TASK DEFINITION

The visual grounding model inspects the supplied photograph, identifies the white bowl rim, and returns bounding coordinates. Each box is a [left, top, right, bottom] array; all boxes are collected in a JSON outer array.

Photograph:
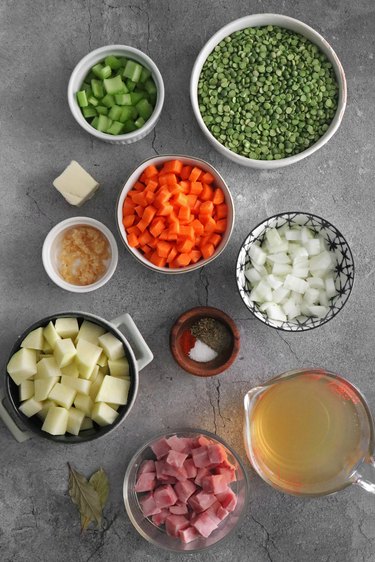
[[42, 216, 119, 293], [67, 44, 165, 142], [116, 154, 235, 274], [190, 13, 347, 169]]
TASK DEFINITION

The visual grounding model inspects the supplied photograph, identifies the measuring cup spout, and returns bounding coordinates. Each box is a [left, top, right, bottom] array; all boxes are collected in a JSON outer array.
[[355, 457, 375, 494]]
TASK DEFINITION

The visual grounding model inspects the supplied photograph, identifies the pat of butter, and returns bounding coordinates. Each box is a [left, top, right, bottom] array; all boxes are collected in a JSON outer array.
[[53, 161, 99, 206]]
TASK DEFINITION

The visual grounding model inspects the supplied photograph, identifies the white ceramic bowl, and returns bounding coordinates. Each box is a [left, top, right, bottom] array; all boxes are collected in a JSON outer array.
[[67, 45, 165, 144], [190, 14, 347, 169], [116, 155, 235, 274], [42, 217, 118, 292]]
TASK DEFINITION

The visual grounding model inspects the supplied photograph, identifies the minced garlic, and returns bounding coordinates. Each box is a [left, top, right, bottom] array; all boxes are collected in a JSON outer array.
[[58, 226, 111, 285]]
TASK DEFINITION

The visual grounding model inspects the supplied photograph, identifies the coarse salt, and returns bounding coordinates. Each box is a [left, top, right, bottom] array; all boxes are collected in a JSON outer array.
[[189, 339, 218, 362]]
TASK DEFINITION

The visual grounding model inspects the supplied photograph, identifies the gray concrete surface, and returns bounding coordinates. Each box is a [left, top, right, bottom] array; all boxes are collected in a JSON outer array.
[[0, 0, 374, 560]]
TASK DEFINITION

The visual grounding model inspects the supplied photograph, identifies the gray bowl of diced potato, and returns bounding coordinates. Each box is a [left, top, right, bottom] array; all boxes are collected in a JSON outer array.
[[3, 311, 153, 443]]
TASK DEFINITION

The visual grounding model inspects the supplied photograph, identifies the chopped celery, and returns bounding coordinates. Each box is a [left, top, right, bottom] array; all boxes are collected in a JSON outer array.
[[88, 96, 99, 107], [82, 106, 97, 118], [91, 79, 104, 98], [96, 105, 109, 115], [92, 63, 112, 80], [148, 92, 157, 106], [134, 117, 145, 129], [76, 90, 88, 107], [123, 120, 137, 133], [119, 106, 134, 123], [119, 56, 128, 66], [105, 55, 121, 70], [130, 92, 145, 105], [107, 121, 124, 135], [145, 78, 157, 95], [101, 94, 115, 108], [82, 83, 93, 94], [136, 99, 153, 120], [125, 79, 136, 92], [91, 116, 99, 129], [103, 75, 126, 95], [131, 106, 139, 119], [139, 67, 151, 83], [115, 92, 130, 105], [97, 115, 112, 132], [123, 60, 143, 82], [108, 105, 122, 121]]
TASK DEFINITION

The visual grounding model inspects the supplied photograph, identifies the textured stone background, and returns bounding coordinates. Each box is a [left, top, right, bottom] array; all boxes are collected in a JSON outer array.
[[0, 1, 374, 561]]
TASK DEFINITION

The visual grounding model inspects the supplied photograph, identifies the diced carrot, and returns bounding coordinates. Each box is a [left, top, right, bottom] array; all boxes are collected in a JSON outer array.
[[200, 184, 214, 201], [134, 181, 145, 191], [189, 166, 203, 182], [156, 240, 172, 258], [190, 249, 202, 263], [192, 200, 201, 215], [137, 219, 149, 233], [132, 192, 148, 206], [127, 225, 141, 235], [173, 193, 188, 207], [178, 206, 191, 221], [138, 230, 153, 246], [215, 219, 227, 233], [142, 205, 157, 225], [201, 243, 215, 259], [127, 232, 139, 248], [210, 233, 222, 247], [150, 251, 167, 268], [200, 171, 215, 184], [199, 235, 211, 247], [191, 219, 204, 236], [212, 188, 225, 205], [199, 201, 214, 215], [144, 165, 159, 178], [168, 221, 180, 235], [145, 190, 155, 204], [148, 236, 158, 248], [149, 218, 166, 238], [157, 204, 174, 216], [179, 225, 195, 240], [204, 217, 217, 233], [216, 203, 228, 219], [140, 244, 152, 256], [190, 181, 203, 195], [154, 189, 172, 208], [135, 205, 144, 217], [177, 239, 194, 253], [159, 173, 178, 186], [175, 253, 192, 267], [123, 215, 135, 228], [146, 179, 159, 192], [180, 165, 192, 180], [167, 246, 178, 264], [187, 194, 198, 208], [123, 198, 135, 213], [180, 180, 190, 194], [163, 160, 183, 175], [198, 213, 210, 225], [159, 230, 169, 241], [168, 212, 179, 225]]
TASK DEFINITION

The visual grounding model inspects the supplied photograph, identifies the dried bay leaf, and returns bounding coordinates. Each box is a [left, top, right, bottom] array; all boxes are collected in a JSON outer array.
[[68, 463, 102, 528], [80, 468, 109, 532]]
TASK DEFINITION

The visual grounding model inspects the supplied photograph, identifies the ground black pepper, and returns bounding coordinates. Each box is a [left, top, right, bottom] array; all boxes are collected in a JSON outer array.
[[190, 317, 232, 353]]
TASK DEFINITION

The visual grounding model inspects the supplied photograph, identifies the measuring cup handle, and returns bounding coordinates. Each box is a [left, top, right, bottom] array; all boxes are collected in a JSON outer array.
[[0, 391, 30, 443], [110, 313, 153, 371], [355, 457, 375, 494]]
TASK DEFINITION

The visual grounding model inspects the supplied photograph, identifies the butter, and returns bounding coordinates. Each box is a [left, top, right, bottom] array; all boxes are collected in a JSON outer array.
[[53, 161, 99, 206]]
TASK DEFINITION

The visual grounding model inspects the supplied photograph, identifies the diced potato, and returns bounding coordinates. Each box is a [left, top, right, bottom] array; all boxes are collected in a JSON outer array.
[[107, 403, 120, 411], [34, 377, 59, 401], [42, 338, 53, 354], [108, 357, 129, 378], [98, 333, 125, 360], [74, 393, 94, 416], [48, 383, 76, 409], [43, 321, 61, 349], [19, 380, 34, 401], [36, 400, 55, 421], [20, 327, 44, 350], [81, 417, 94, 430], [19, 397, 43, 417], [91, 402, 119, 426], [61, 375, 91, 395], [89, 371, 104, 400], [99, 364, 109, 376], [97, 351, 108, 368], [95, 375, 130, 405], [53, 338, 77, 368], [55, 317, 79, 339], [7, 348, 37, 385], [76, 320, 105, 345], [76, 339, 102, 379], [36, 357, 61, 379], [61, 363, 79, 378], [42, 406, 68, 435], [66, 407, 85, 435], [89, 364, 100, 381]]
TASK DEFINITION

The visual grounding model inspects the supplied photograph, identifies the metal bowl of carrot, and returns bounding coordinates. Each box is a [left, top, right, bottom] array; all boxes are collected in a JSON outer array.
[[116, 155, 235, 274]]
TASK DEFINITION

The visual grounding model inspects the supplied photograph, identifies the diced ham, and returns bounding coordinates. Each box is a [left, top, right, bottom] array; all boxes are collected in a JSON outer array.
[[207, 444, 227, 465], [134, 472, 156, 493], [151, 438, 171, 459], [214, 465, 236, 484], [174, 479, 196, 503], [196, 435, 211, 447], [167, 435, 193, 454], [184, 458, 197, 479], [216, 505, 229, 521], [138, 459, 156, 475], [165, 514, 190, 537], [166, 449, 188, 468], [178, 526, 200, 544], [195, 467, 210, 486], [192, 511, 218, 538], [191, 446, 210, 468], [152, 509, 169, 526], [140, 493, 161, 517], [216, 487, 237, 512], [154, 484, 178, 509], [205, 502, 222, 526], [201, 474, 229, 494], [170, 502, 189, 515], [157, 477, 177, 486], [155, 460, 169, 480], [162, 463, 188, 481], [188, 491, 217, 513]]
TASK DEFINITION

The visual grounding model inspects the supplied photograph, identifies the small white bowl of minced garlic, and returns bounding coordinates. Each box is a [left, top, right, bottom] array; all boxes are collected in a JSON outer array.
[[42, 217, 118, 292]]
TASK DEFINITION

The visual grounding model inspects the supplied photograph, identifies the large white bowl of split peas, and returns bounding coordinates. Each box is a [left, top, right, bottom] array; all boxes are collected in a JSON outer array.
[[190, 14, 347, 169]]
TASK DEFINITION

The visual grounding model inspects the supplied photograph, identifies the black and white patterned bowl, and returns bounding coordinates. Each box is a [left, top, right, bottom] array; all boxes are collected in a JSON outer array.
[[236, 212, 355, 331]]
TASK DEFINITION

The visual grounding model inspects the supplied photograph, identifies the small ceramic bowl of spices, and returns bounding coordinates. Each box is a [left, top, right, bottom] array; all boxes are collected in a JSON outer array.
[[170, 307, 240, 376], [42, 217, 118, 292]]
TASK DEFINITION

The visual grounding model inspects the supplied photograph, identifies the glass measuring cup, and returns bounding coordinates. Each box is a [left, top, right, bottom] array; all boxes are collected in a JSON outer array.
[[244, 369, 375, 497]]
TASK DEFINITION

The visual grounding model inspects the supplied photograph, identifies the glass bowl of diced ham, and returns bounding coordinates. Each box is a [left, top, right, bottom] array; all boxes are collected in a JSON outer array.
[[123, 429, 249, 552]]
